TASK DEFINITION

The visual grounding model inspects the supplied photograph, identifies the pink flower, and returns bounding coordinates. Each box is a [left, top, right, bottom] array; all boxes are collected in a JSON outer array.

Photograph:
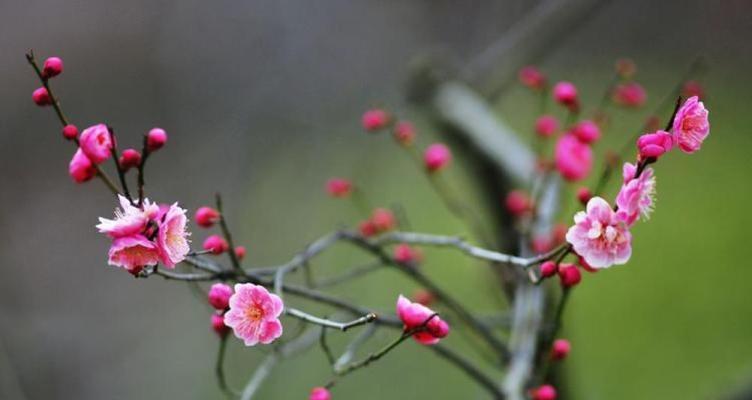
[[97, 195, 158, 238], [68, 148, 96, 183], [208, 283, 233, 310], [393, 121, 416, 145], [531, 384, 557, 400], [309, 387, 331, 400], [396, 295, 449, 345], [505, 190, 531, 216], [394, 243, 422, 264], [32, 87, 51, 106], [637, 130, 673, 159], [566, 197, 632, 269], [371, 208, 396, 232], [211, 313, 230, 337], [552, 81, 578, 106], [195, 206, 220, 228], [534, 115, 559, 138], [326, 178, 352, 198], [672, 96, 710, 153], [424, 143, 452, 172], [224, 283, 284, 346], [107, 234, 160, 274], [554, 134, 593, 182], [362, 109, 390, 131], [147, 128, 168, 151], [551, 338, 571, 360], [203, 235, 228, 254], [42, 57, 64, 78], [612, 82, 647, 108], [79, 124, 113, 164], [156, 203, 190, 268], [571, 120, 601, 144], [519, 66, 546, 90], [616, 163, 656, 225]]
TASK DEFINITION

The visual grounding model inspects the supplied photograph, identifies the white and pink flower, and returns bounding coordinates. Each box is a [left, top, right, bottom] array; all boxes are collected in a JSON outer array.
[[565, 197, 632, 269], [224, 284, 284, 346], [97, 195, 158, 238], [156, 203, 190, 268]]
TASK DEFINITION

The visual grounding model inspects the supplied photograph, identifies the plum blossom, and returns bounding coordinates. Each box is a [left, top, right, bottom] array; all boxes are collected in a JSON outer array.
[[672, 96, 710, 153], [224, 284, 284, 346], [107, 235, 160, 274], [637, 130, 673, 159], [555, 134, 593, 182], [79, 124, 113, 164], [396, 295, 449, 345], [156, 203, 190, 267], [208, 283, 233, 310], [424, 143, 452, 172], [97, 195, 158, 238], [616, 162, 656, 225], [69, 148, 96, 183], [566, 197, 632, 269]]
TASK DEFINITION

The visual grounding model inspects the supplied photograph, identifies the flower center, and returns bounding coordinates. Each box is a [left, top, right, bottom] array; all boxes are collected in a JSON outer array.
[[245, 304, 264, 321]]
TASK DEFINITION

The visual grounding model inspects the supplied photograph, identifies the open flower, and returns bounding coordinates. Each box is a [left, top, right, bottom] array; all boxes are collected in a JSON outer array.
[[156, 203, 190, 268], [616, 163, 656, 225], [671, 96, 709, 153], [566, 197, 632, 269], [224, 284, 284, 346], [97, 195, 158, 238], [396, 295, 449, 345], [79, 123, 113, 164], [107, 235, 160, 274]]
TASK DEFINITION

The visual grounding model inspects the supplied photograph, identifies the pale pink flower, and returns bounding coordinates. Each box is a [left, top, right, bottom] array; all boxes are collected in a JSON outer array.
[[97, 195, 158, 238], [79, 124, 113, 164], [396, 295, 449, 345], [108, 234, 160, 274], [616, 163, 656, 225], [224, 283, 284, 346], [69, 148, 96, 183], [156, 203, 190, 268], [672, 96, 709, 153], [566, 197, 632, 269], [555, 134, 593, 182]]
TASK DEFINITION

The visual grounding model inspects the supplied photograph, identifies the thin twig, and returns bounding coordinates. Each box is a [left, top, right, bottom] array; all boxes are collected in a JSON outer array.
[[216, 193, 242, 271], [285, 308, 376, 331]]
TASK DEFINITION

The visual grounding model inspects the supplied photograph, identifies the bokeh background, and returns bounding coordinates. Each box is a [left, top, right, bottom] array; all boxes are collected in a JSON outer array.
[[2, 1, 751, 399]]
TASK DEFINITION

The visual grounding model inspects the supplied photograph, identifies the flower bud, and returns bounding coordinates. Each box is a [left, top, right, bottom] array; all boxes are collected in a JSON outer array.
[[394, 243, 421, 264], [309, 387, 331, 400], [326, 178, 352, 198], [532, 234, 553, 255], [195, 207, 220, 228], [62, 124, 79, 140], [358, 220, 377, 237], [203, 235, 229, 254], [42, 57, 64, 78], [551, 338, 571, 360], [505, 190, 531, 217], [371, 208, 396, 232], [576, 187, 592, 205], [571, 120, 601, 144], [362, 109, 390, 131], [423, 143, 452, 172], [146, 128, 167, 151], [558, 263, 581, 288], [234, 246, 247, 260], [119, 149, 142, 171], [555, 135, 593, 182], [637, 130, 673, 159], [208, 283, 233, 310], [553, 81, 578, 107], [211, 313, 229, 337], [531, 384, 557, 400], [518, 66, 546, 90], [79, 124, 113, 164], [393, 121, 416, 145], [540, 261, 558, 278], [69, 148, 96, 183], [534, 115, 559, 138], [32, 87, 51, 106]]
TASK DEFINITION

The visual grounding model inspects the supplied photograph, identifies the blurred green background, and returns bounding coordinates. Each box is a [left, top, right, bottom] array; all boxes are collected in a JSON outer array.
[[1, 1, 751, 399]]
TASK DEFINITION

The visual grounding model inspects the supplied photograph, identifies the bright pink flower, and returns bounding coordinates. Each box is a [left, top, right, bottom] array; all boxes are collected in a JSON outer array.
[[505, 190, 531, 216], [326, 178, 352, 198], [224, 283, 284, 346], [79, 124, 113, 164], [424, 143, 452, 172], [156, 203, 190, 268], [42, 57, 64, 78], [535, 115, 559, 138], [616, 163, 656, 225], [371, 208, 396, 232], [62, 124, 78, 140], [208, 283, 233, 310], [558, 263, 582, 288], [147, 128, 168, 151], [612, 82, 647, 108], [108, 234, 160, 274], [32, 87, 51, 106], [540, 261, 558, 278], [394, 243, 422, 264], [637, 130, 673, 159], [309, 387, 331, 400], [566, 197, 632, 269], [119, 149, 141, 171], [531, 384, 557, 400], [672, 96, 709, 154], [195, 206, 220, 228], [551, 338, 571, 360], [552, 81, 578, 106], [211, 313, 229, 337], [362, 109, 390, 131], [394, 121, 416, 145], [69, 148, 96, 183], [519, 66, 546, 90], [235, 246, 247, 260], [97, 195, 158, 238], [396, 295, 449, 345], [203, 235, 229, 254], [571, 120, 601, 144], [555, 135, 593, 182]]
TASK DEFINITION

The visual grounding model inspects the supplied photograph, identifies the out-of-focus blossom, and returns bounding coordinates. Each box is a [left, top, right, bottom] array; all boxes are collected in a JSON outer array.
[[519, 66, 546, 90], [612, 82, 647, 108], [326, 178, 352, 198], [571, 120, 601, 144], [555, 135, 593, 182], [362, 109, 390, 131], [535, 115, 559, 138], [423, 143, 452, 172]]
